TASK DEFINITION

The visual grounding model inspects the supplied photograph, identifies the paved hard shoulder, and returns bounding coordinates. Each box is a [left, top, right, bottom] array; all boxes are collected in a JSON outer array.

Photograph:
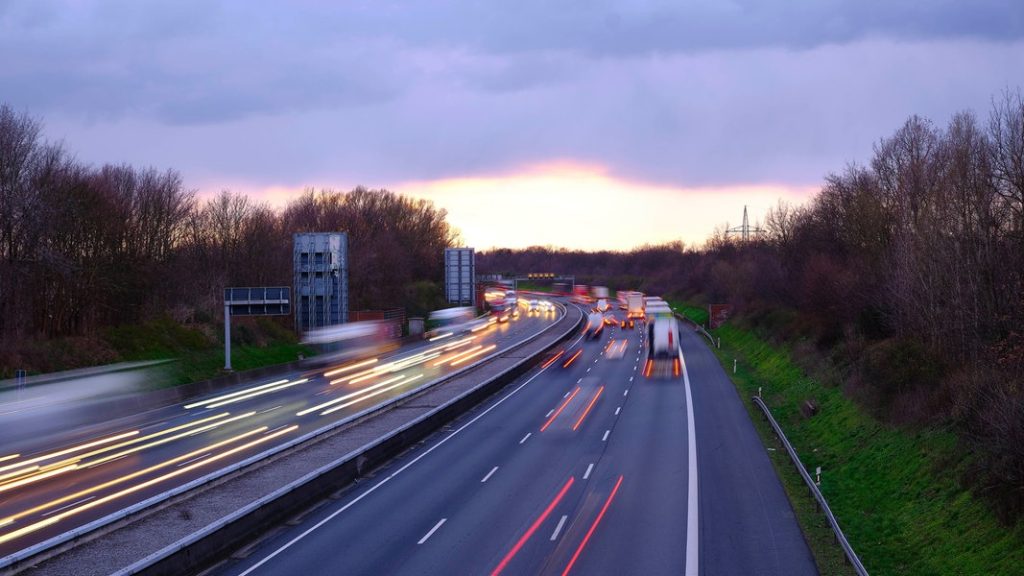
[[681, 327, 818, 576]]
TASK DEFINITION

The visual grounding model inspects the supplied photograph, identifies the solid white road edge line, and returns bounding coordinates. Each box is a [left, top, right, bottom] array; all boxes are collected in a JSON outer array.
[[681, 348, 699, 576], [236, 349, 561, 576]]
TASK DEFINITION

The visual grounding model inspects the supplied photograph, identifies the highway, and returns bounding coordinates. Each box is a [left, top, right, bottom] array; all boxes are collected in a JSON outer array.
[[217, 304, 817, 575], [0, 307, 560, 558]]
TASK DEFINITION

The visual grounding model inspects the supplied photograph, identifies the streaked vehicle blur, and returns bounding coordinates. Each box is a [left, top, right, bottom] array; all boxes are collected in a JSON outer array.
[[301, 320, 399, 367], [584, 311, 604, 339], [425, 306, 485, 339]]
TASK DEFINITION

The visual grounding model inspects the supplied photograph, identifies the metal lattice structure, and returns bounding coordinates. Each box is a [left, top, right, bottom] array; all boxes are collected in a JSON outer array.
[[293, 232, 348, 332], [445, 248, 475, 306], [726, 205, 764, 241]]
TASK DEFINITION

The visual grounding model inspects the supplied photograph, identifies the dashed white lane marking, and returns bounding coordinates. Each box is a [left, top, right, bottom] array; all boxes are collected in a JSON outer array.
[[418, 518, 447, 544], [583, 463, 594, 480], [564, 391, 571, 398], [43, 496, 95, 516], [615, 406, 621, 416], [629, 376, 634, 382], [546, 409, 554, 418], [602, 430, 610, 442], [519, 433, 532, 444], [623, 389, 629, 397], [577, 378, 582, 384], [235, 343, 562, 576], [481, 466, 499, 483], [176, 453, 212, 468], [550, 515, 569, 541]]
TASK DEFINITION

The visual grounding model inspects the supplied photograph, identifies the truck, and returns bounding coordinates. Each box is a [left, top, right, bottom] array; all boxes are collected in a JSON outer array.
[[425, 306, 481, 339], [584, 311, 605, 339], [573, 285, 591, 304], [591, 285, 609, 300], [627, 293, 645, 319], [644, 315, 681, 378], [301, 320, 399, 368]]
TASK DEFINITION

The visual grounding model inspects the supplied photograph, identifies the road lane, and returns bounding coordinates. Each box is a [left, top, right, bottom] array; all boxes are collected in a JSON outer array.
[[0, 307, 559, 557], [220, 307, 682, 576], [189, 301, 816, 576]]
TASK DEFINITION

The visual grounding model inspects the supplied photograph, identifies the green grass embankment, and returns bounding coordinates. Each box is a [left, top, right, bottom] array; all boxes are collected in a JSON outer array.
[[671, 301, 1024, 576], [104, 317, 312, 388]]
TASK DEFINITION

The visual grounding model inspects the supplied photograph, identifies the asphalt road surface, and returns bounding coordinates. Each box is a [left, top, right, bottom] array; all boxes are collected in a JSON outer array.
[[217, 305, 817, 575], [0, 307, 559, 557]]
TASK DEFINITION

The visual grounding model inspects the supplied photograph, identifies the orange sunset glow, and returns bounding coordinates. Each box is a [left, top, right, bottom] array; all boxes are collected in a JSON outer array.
[[229, 162, 817, 251]]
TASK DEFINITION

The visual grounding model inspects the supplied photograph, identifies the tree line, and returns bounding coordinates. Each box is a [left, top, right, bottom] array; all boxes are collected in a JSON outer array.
[[480, 90, 1024, 521], [0, 104, 458, 344]]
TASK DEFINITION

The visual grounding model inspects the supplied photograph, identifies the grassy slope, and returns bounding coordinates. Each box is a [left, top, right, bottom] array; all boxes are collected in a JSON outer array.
[[672, 301, 1024, 576], [104, 318, 312, 388]]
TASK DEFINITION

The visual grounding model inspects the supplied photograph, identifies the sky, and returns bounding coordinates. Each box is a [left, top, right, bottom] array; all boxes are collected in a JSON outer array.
[[2, 1, 1023, 250]]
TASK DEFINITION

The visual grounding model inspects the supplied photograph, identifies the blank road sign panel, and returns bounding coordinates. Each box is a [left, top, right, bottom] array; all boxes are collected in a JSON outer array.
[[225, 287, 291, 316]]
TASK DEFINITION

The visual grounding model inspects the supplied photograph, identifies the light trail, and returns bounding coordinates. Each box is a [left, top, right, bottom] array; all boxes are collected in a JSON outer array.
[[320, 374, 424, 416], [428, 332, 453, 342], [323, 358, 379, 378], [204, 379, 309, 408], [297, 374, 411, 416], [0, 427, 269, 531], [541, 350, 565, 369], [0, 465, 77, 495], [491, 476, 575, 576], [561, 475, 624, 575], [0, 431, 140, 476], [562, 350, 582, 368], [80, 412, 256, 468], [0, 465, 39, 483], [0, 426, 297, 546], [450, 344, 497, 366], [572, 386, 604, 431], [432, 345, 483, 367], [183, 379, 289, 409], [541, 387, 581, 432], [0, 413, 236, 486]]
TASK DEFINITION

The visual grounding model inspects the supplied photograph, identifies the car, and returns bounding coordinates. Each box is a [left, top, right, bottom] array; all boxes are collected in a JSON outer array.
[[528, 299, 540, 315]]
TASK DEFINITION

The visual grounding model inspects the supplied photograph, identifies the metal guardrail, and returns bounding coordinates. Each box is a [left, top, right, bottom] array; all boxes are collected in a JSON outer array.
[[114, 301, 584, 576], [0, 305, 572, 574], [672, 311, 717, 347], [752, 395, 869, 576]]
